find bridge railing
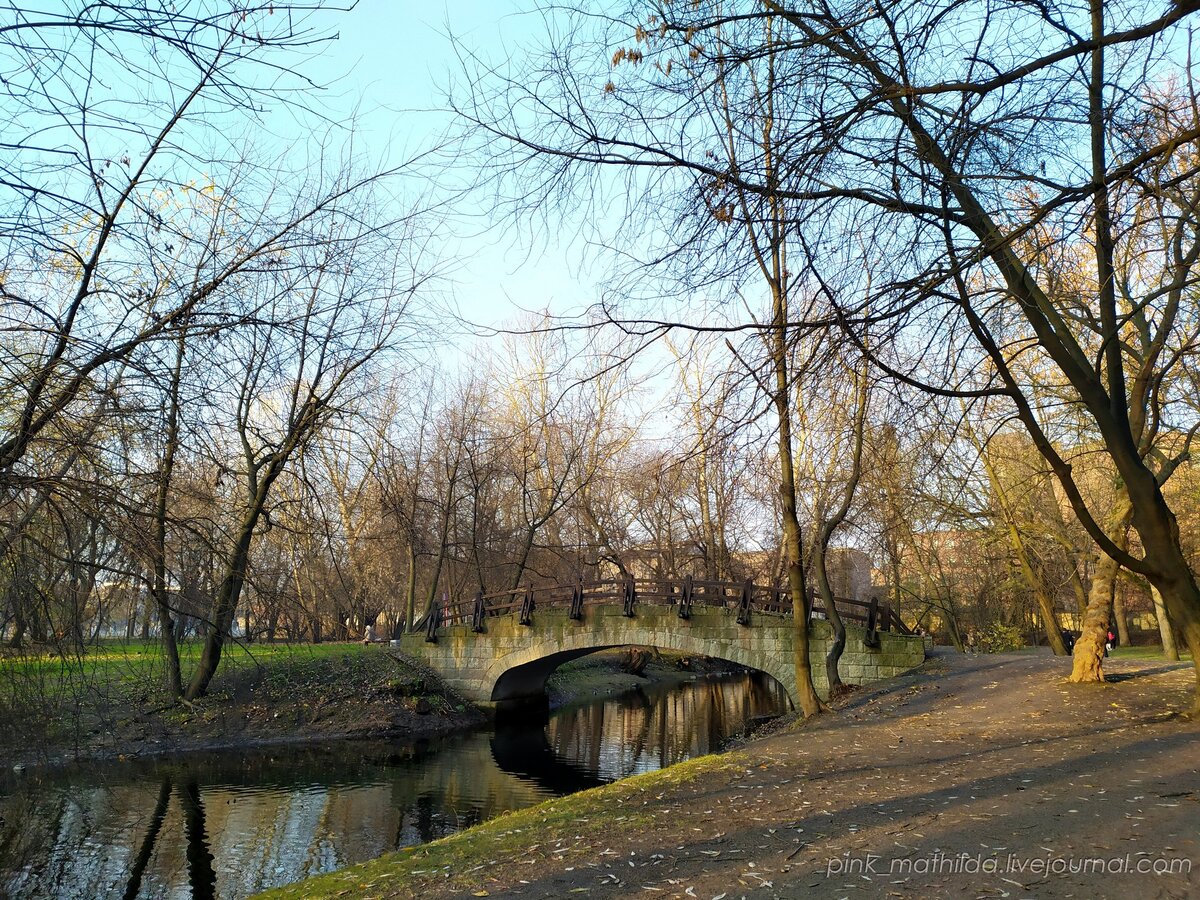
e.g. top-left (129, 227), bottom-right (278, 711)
top-left (428, 576), bottom-right (913, 638)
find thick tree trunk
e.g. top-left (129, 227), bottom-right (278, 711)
top-left (1070, 492), bottom-right (1129, 684)
top-left (1141, 548), bottom-right (1200, 716)
top-left (1108, 449), bottom-right (1200, 711)
top-left (1070, 550), bottom-right (1117, 683)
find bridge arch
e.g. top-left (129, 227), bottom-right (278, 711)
top-left (401, 601), bottom-right (925, 707)
top-left (487, 631), bottom-right (797, 707)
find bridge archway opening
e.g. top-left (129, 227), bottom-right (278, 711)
top-left (490, 645), bottom-right (620, 703)
top-left (489, 644), bottom-right (794, 713)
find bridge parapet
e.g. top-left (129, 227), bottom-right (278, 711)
top-left (426, 576), bottom-right (912, 639)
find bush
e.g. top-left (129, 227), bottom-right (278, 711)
top-left (976, 622), bottom-right (1025, 653)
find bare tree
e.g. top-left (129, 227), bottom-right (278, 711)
top-left (451, 0), bottom-right (1200, 712)
top-left (184, 198), bottom-right (420, 700)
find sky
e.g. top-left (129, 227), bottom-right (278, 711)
top-left (297, 0), bottom-right (604, 336)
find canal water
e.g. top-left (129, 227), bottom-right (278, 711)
top-left (0, 671), bottom-right (787, 899)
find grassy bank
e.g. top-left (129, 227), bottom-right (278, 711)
top-left (0, 641), bottom-right (484, 767)
top-left (253, 749), bottom-right (748, 900)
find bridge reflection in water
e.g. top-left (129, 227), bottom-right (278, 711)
top-left (0, 673), bottom-right (783, 900)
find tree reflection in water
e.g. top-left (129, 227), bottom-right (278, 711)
top-left (0, 672), bottom-right (784, 899)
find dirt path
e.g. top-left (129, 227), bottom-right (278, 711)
top-left (350, 649), bottom-right (1199, 900)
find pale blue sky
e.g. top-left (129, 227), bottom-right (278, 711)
top-left (301, 0), bottom-right (602, 335)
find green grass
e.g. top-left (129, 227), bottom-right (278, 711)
top-left (0, 638), bottom-right (374, 704)
top-left (1107, 644), bottom-right (1192, 661)
top-left (947, 644), bottom-right (1190, 661)
top-left (0, 639), bottom-right (390, 757)
top-left (2, 638), bottom-right (365, 673)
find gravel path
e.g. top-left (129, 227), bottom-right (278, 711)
top-left (433, 649), bottom-right (1199, 899)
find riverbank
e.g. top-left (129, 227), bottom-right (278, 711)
top-left (0, 642), bottom-right (753, 773)
top-left (254, 649), bottom-right (1199, 900)
top-left (0, 642), bottom-right (486, 770)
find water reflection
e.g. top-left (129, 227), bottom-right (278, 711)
top-left (0, 672), bottom-right (785, 899)
top-left (545, 672), bottom-right (786, 781)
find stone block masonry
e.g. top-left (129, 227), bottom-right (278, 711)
top-left (401, 604), bottom-right (926, 709)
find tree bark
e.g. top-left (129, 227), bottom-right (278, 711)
top-left (1070, 498), bottom-right (1131, 684)
top-left (770, 285), bottom-right (824, 717)
top-left (1151, 586), bottom-right (1180, 661)
top-left (152, 333), bottom-right (186, 698)
top-left (813, 540), bottom-right (847, 692)
top-left (1112, 588), bottom-right (1131, 648)
top-left (403, 544), bottom-right (418, 635)
top-left (184, 453), bottom-right (287, 701)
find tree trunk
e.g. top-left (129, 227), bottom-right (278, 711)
top-left (403, 543), bottom-right (417, 634)
top-left (184, 520), bottom-right (255, 700)
top-left (1008, 523), bottom-right (1067, 655)
top-left (1070, 499), bottom-right (1131, 683)
top-left (185, 457), bottom-right (285, 700)
top-left (1069, 561), bottom-right (1088, 623)
top-left (9, 610), bottom-right (25, 649)
top-left (428, 454), bottom-right (461, 605)
top-left (1112, 589), bottom-right (1131, 648)
top-left (769, 285), bottom-right (824, 718)
top-left (1142, 546), bottom-right (1200, 715)
top-left (509, 522), bottom-right (537, 592)
top-left (814, 540), bottom-right (847, 693)
top-left (1150, 586), bottom-right (1179, 661)
top-left (151, 331), bottom-right (185, 697)
top-left (1071, 550), bottom-right (1118, 683)
top-left (697, 454), bottom-right (720, 581)
top-left (944, 608), bottom-right (965, 653)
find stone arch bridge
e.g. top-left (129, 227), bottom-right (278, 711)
top-left (400, 578), bottom-right (925, 708)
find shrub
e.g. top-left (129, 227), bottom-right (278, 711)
top-left (976, 622), bottom-right (1025, 653)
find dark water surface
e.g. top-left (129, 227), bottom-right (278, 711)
top-left (0, 672), bottom-right (786, 899)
